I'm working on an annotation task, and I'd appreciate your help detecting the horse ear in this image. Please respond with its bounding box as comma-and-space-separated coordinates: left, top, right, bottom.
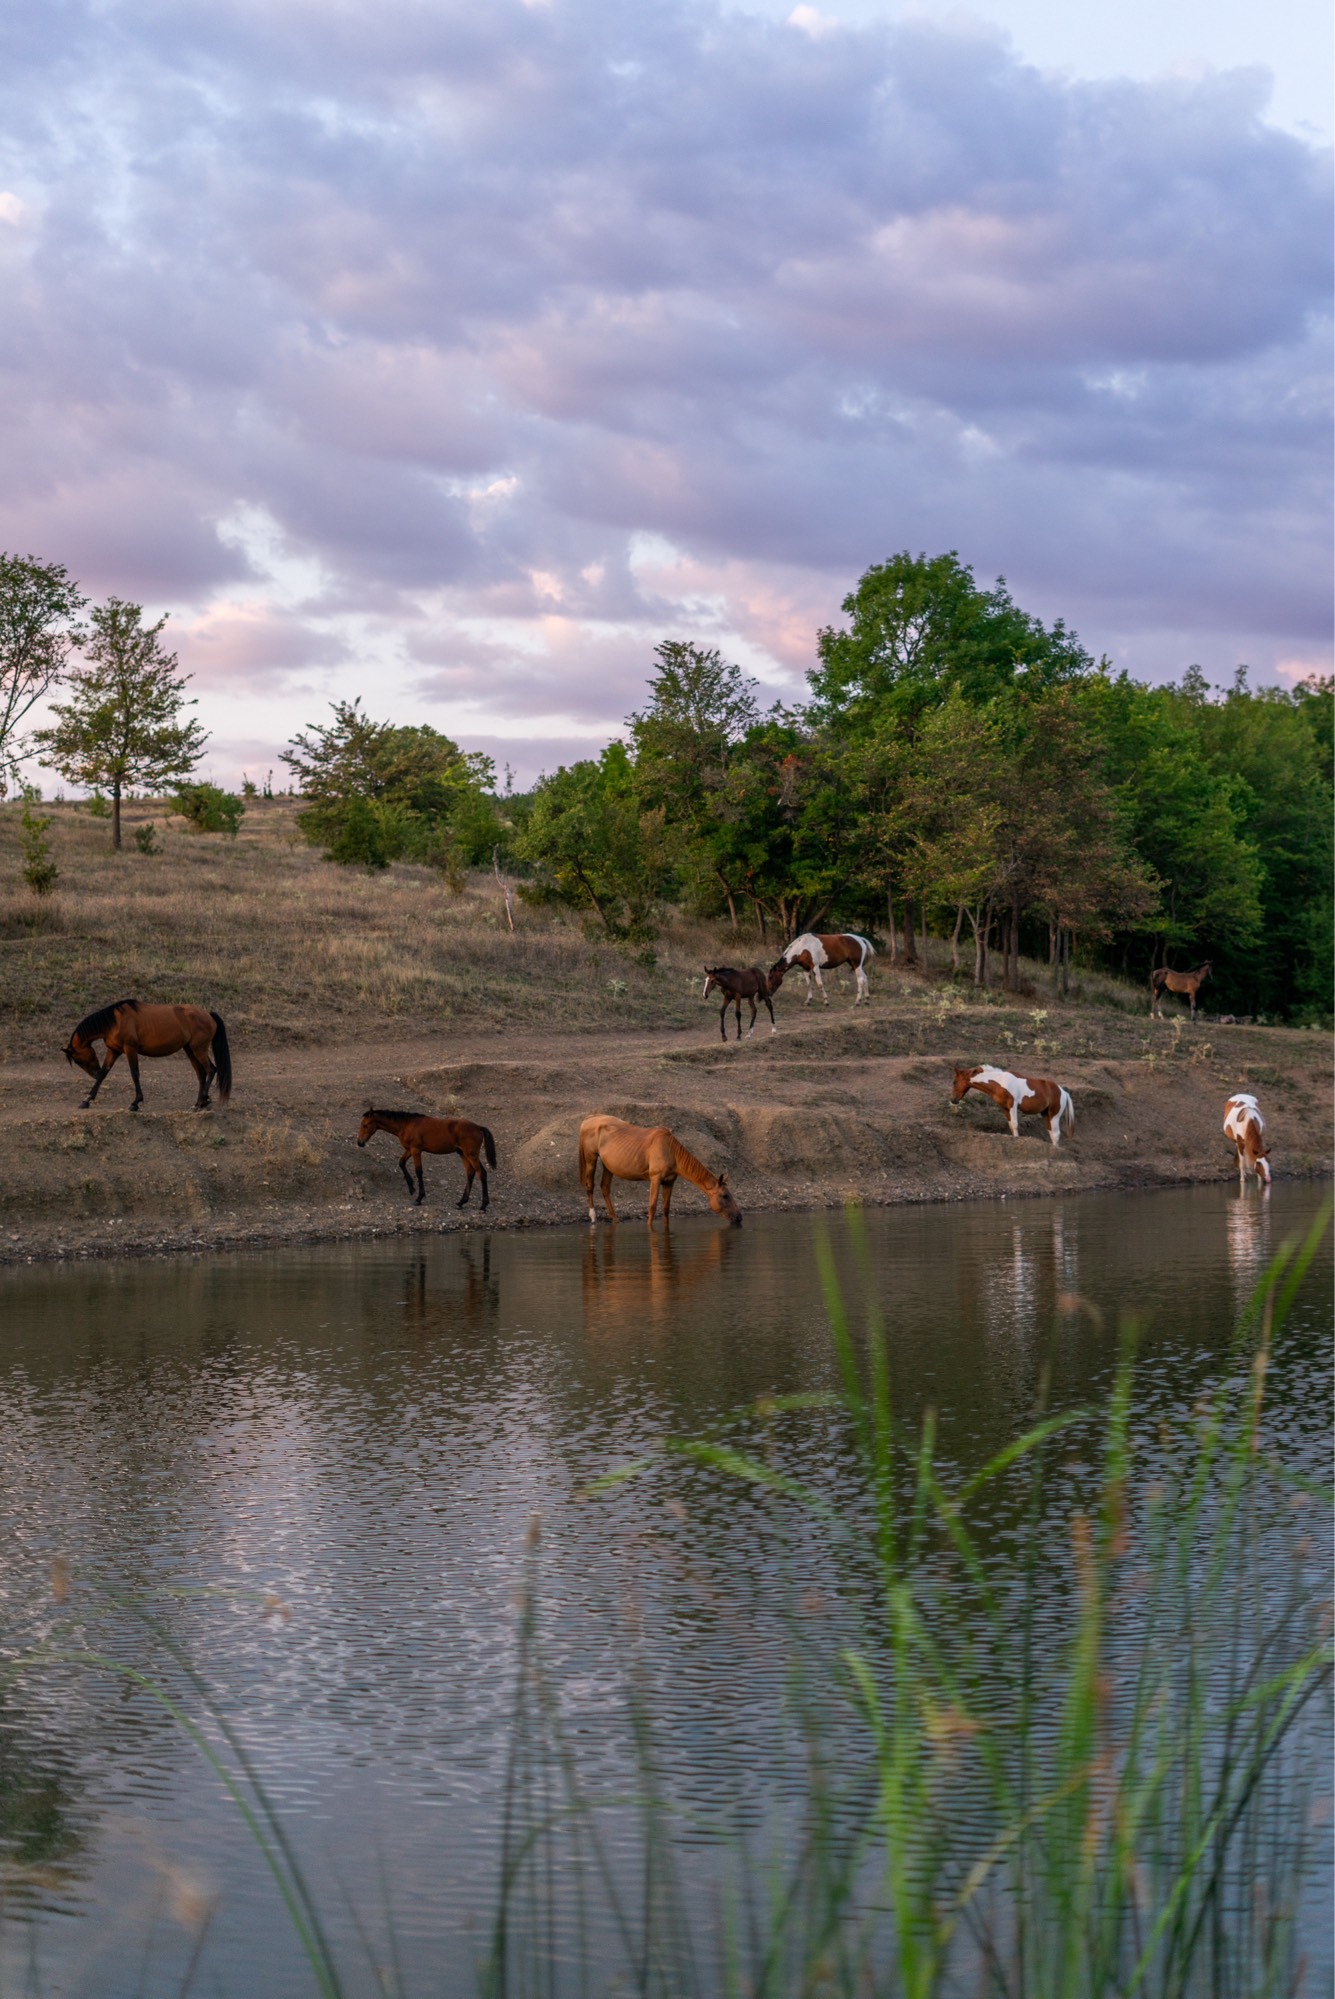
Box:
717, 1170, 728, 1186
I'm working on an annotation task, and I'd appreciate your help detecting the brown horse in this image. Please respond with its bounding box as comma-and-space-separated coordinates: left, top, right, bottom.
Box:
357, 1107, 497, 1208
703, 965, 778, 1041
1224, 1093, 1271, 1188
950, 1064, 1075, 1146
770, 932, 875, 1006
578, 1114, 742, 1227
1151, 961, 1212, 1019
64, 999, 232, 1111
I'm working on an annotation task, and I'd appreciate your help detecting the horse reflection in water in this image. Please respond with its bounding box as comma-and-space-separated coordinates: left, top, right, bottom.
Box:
581, 1222, 734, 1327
398, 1237, 499, 1337
1226, 1196, 1272, 1310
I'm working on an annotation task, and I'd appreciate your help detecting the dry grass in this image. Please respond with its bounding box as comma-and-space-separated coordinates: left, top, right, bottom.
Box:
0, 795, 1166, 1061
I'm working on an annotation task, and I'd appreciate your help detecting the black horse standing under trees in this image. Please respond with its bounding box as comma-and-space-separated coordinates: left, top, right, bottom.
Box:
703, 966, 778, 1041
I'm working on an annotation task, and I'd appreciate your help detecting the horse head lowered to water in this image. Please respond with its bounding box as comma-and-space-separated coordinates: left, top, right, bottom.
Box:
1223, 1093, 1271, 1189
578, 1114, 741, 1227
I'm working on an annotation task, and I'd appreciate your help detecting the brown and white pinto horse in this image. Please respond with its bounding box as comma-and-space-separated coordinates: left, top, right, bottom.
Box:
1151, 961, 1212, 1019
578, 1114, 742, 1227
1223, 1093, 1271, 1188
950, 1065, 1075, 1146
770, 933, 875, 1007
64, 998, 232, 1111
703, 965, 778, 1040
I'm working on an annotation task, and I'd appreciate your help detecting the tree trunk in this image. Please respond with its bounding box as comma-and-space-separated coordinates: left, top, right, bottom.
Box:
967, 907, 984, 985
951, 904, 964, 974
903, 896, 917, 967
111, 780, 122, 851
886, 890, 898, 964
725, 890, 738, 930
979, 911, 990, 988
1007, 897, 1020, 990
918, 898, 929, 972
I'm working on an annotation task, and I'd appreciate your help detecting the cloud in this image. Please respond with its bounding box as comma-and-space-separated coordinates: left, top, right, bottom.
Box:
0, 0, 1328, 780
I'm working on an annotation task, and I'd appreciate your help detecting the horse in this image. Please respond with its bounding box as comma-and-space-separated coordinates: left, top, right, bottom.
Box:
1151, 961, 1212, 1019
578, 1114, 742, 1227
357, 1107, 497, 1208
950, 1065, 1075, 1147
64, 999, 232, 1112
770, 933, 875, 1006
1223, 1093, 1271, 1188
703, 965, 778, 1041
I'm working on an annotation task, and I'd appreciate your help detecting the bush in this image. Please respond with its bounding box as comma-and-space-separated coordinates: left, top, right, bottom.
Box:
325, 795, 392, 869
170, 781, 245, 837
19, 790, 58, 895
133, 821, 161, 855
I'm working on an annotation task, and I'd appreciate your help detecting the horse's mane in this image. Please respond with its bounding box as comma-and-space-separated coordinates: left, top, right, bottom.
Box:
73, 998, 138, 1042
669, 1135, 717, 1190
365, 1107, 422, 1129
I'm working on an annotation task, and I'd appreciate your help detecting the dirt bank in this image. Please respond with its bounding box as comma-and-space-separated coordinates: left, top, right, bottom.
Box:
0, 994, 1327, 1265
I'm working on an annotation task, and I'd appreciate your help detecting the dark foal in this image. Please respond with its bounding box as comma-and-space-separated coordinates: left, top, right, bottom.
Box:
357, 1108, 497, 1208
702, 966, 778, 1041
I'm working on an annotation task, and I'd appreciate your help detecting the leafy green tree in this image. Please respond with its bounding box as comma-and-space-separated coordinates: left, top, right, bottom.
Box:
516, 742, 674, 938
34, 600, 205, 850
0, 554, 87, 793
281, 700, 498, 870
809, 550, 1091, 734
18, 786, 58, 895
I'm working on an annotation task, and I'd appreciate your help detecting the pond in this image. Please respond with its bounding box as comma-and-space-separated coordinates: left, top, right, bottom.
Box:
0, 1181, 1329, 1997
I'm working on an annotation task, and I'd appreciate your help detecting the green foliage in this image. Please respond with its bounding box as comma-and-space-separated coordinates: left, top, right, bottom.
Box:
170, 781, 245, 837
280, 700, 500, 872
18, 786, 58, 895
34, 599, 206, 851
0, 552, 86, 791
85, 790, 109, 818
516, 741, 674, 938
133, 821, 161, 856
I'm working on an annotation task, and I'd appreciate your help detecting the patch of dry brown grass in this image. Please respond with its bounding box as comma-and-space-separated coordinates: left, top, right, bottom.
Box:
0, 794, 1167, 1061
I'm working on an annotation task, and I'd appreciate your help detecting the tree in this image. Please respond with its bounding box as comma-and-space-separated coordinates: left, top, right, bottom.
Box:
516, 742, 674, 938
809, 550, 1091, 734
281, 700, 499, 870
630, 641, 761, 920
0, 553, 86, 793
34, 600, 206, 849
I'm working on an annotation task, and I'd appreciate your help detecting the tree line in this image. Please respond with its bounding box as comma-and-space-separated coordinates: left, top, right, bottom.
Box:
4, 548, 1328, 1021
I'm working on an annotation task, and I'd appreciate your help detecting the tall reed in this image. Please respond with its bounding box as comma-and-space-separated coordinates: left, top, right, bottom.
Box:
486, 1205, 1332, 1999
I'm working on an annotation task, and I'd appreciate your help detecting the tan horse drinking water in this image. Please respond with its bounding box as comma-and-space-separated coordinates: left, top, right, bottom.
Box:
64, 999, 232, 1111
578, 1115, 742, 1227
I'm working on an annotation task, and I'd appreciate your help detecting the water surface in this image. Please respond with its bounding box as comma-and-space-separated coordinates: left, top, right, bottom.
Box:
0, 1182, 1329, 1995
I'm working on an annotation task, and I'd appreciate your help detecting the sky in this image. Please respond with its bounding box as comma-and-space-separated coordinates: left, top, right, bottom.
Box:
1, 0, 1330, 790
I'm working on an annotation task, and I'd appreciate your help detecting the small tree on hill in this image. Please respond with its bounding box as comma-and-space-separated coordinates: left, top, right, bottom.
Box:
0, 553, 87, 793
35, 600, 206, 849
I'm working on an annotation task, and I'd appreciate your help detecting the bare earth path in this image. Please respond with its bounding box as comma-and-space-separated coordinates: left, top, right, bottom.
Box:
1, 1003, 1328, 1265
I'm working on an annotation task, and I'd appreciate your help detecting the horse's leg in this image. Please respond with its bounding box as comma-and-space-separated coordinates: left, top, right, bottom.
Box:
718, 999, 728, 1043
185, 1047, 210, 1109
815, 965, 829, 1006
745, 996, 757, 1038
600, 1164, 618, 1223
802, 970, 812, 1006
125, 1050, 144, 1112
83, 1047, 119, 1107
457, 1150, 475, 1208
661, 1176, 674, 1222
647, 1173, 661, 1226
479, 1160, 490, 1212
764, 993, 777, 1035
733, 997, 743, 1041
398, 1150, 415, 1197
1008, 1099, 1020, 1138
413, 1148, 426, 1205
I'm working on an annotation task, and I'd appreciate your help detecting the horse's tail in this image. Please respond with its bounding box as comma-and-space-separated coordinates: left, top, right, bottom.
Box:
210, 1012, 232, 1104
577, 1123, 597, 1194
856, 933, 875, 964
481, 1125, 497, 1168
1057, 1087, 1074, 1137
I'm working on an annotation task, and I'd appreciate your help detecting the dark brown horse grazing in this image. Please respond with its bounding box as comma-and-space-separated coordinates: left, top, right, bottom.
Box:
770, 932, 875, 1006
357, 1107, 497, 1208
578, 1114, 742, 1227
703, 965, 778, 1041
1151, 961, 1212, 1019
64, 999, 232, 1111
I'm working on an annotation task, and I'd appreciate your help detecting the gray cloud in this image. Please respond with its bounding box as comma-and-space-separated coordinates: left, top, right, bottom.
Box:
0, 0, 1328, 778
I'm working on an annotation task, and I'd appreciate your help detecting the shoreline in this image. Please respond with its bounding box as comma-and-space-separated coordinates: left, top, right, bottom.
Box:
1, 1008, 1329, 1269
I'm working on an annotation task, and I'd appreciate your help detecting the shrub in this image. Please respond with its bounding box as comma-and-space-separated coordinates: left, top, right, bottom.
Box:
133, 821, 161, 855
18, 789, 58, 895
170, 781, 245, 837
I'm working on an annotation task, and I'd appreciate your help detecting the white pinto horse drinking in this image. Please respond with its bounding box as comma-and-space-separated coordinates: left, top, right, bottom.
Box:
770, 933, 875, 1007
950, 1065, 1075, 1146
1224, 1093, 1271, 1187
